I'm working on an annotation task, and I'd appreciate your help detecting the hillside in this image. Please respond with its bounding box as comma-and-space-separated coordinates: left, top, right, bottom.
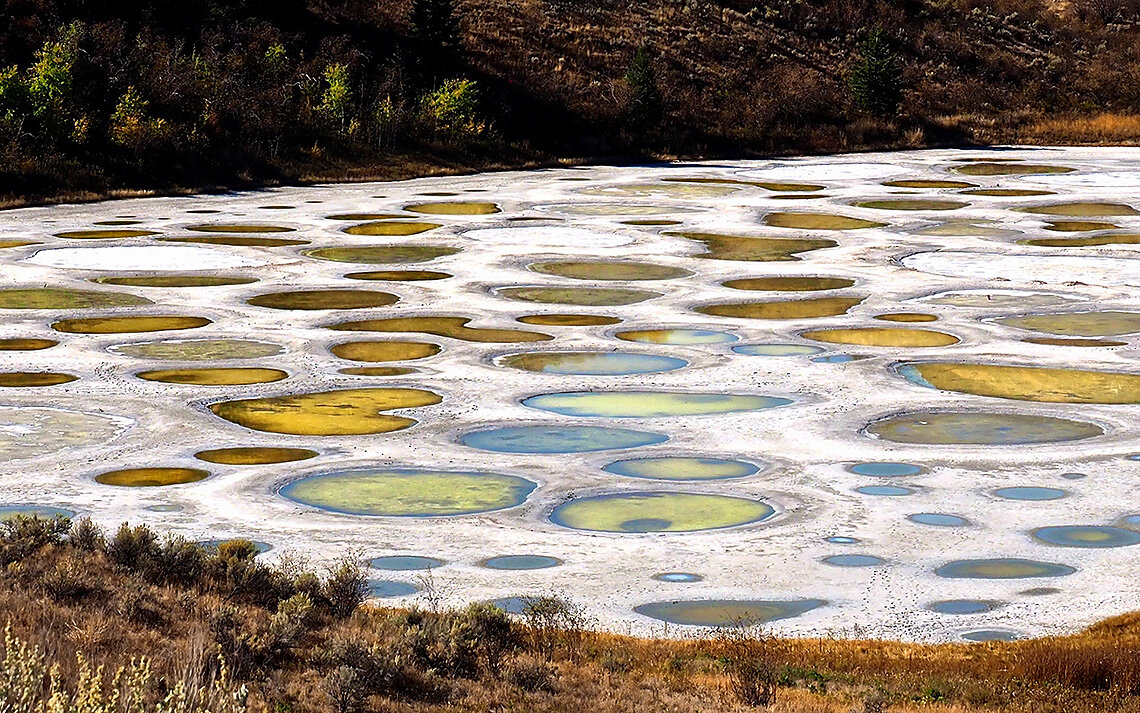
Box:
1, 0, 1139, 205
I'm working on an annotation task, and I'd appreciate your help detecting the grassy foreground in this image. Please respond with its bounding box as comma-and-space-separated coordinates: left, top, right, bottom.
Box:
2, 515, 1140, 713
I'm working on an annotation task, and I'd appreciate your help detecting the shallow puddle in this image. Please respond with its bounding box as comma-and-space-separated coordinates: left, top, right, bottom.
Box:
952, 163, 1075, 176
0, 373, 77, 387
304, 245, 459, 264
882, 180, 976, 189
995, 311, 1140, 337
522, 391, 790, 418
812, 354, 868, 363
914, 221, 1020, 238
723, 276, 854, 292
195, 447, 319, 465
994, 486, 1066, 501
733, 344, 824, 357
615, 328, 737, 344
804, 327, 958, 347
672, 232, 837, 262
186, 224, 295, 233
0, 339, 57, 351
0, 288, 151, 309
460, 425, 667, 453
962, 630, 1021, 642
497, 286, 660, 306
823, 554, 884, 567
763, 212, 886, 230
603, 456, 760, 481
908, 513, 969, 527
53, 316, 212, 334
109, 338, 284, 360
480, 555, 561, 570
247, 289, 399, 310
162, 236, 310, 247
1031, 525, 1140, 548
875, 312, 938, 323
517, 314, 622, 327
929, 600, 1001, 615
405, 202, 500, 215
326, 213, 407, 221
1017, 202, 1138, 217
962, 188, 1056, 197
848, 462, 923, 477
1043, 220, 1120, 232
854, 199, 968, 211
55, 229, 158, 239
0, 505, 75, 521
370, 555, 444, 570
331, 341, 441, 362
866, 411, 1103, 445
897, 362, 1140, 404
369, 581, 418, 598
137, 368, 288, 386
279, 468, 536, 516
529, 260, 691, 281
343, 221, 441, 236
698, 296, 865, 320
826, 536, 860, 544
856, 485, 913, 496
634, 599, 825, 626
328, 316, 552, 343
95, 467, 210, 487
345, 270, 451, 281
0, 407, 130, 462
653, 572, 703, 582
338, 366, 419, 376
924, 290, 1082, 309
499, 351, 685, 376
549, 492, 774, 532
94, 275, 257, 287
1022, 234, 1140, 247
936, 558, 1075, 579
210, 387, 441, 435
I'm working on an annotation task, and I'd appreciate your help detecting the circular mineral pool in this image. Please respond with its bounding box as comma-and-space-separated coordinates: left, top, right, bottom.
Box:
405, 201, 500, 215
53, 316, 212, 334
369, 555, 444, 571
516, 314, 622, 327
812, 354, 867, 364
521, 391, 791, 418
803, 327, 958, 347
865, 411, 1103, 445
498, 351, 686, 376
330, 341, 442, 363
529, 260, 691, 281
137, 367, 288, 385
210, 387, 441, 435
615, 328, 738, 344
56, 228, 158, 239
825, 536, 860, 544
962, 630, 1020, 642
994, 487, 1067, 501
935, 558, 1076, 579
247, 289, 399, 310
1031, 525, 1140, 548
549, 492, 775, 533
848, 462, 923, 477
303, 245, 459, 264
345, 270, 451, 281
186, 223, 295, 233
144, 504, 184, 513
369, 580, 419, 597
652, 572, 704, 583
497, 286, 661, 307
95, 467, 210, 487
94, 275, 258, 287
194, 447, 319, 465
603, 456, 760, 481
480, 555, 562, 570
0, 287, 151, 309
855, 485, 914, 496
109, 338, 285, 360
823, 554, 884, 567
929, 600, 1001, 615
343, 221, 441, 236
0, 408, 130, 462
491, 596, 542, 614
327, 316, 552, 344
461, 425, 667, 454
634, 599, 826, 626
733, 344, 824, 357
697, 296, 865, 320
0, 372, 77, 387
908, 513, 970, 527
896, 362, 1140, 404
0, 505, 76, 521
722, 276, 855, 292
0, 339, 57, 351
280, 468, 537, 517
1060, 472, 1087, 480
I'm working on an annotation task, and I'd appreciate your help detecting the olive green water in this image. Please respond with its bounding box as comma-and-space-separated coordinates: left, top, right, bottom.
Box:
549, 492, 775, 532
723, 276, 855, 292
109, 339, 284, 360
53, 316, 212, 334
330, 341, 442, 362
94, 275, 257, 287
995, 311, 1140, 337
529, 261, 691, 281
343, 221, 441, 236
0, 288, 150, 309
247, 290, 399, 310
304, 245, 459, 264
498, 286, 661, 306
210, 387, 442, 435
697, 296, 865, 319
137, 367, 289, 385
763, 213, 886, 230
672, 232, 837, 261
328, 316, 552, 343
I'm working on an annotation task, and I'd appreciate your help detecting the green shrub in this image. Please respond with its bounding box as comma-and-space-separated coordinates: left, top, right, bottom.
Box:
68, 517, 105, 551
419, 78, 486, 142
106, 522, 160, 573
625, 45, 663, 129
323, 560, 367, 618
848, 28, 903, 117
318, 63, 353, 133
109, 86, 170, 153
0, 515, 71, 565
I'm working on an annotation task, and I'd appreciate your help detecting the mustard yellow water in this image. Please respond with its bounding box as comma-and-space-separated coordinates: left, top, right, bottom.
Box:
902, 362, 1140, 403
96, 467, 210, 487
698, 296, 865, 319
247, 290, 399, 310
210, 387, 441, 435
53, 316, 212, 334
1017, 202, 1139, 217
304, 245, 459, 264
56, 229, 158, 239
498, 286, 660, 306
343, 221, 441, 236
952, 163, 1075, 176
854, 199, 968, 211
804, 327, 959, 347
529, 261, 691, 281
329, 316, 552, 343
673, 232, 837, 261
0, 288, 151, 309
995, 311, 1140, 337
516, 314, 622, 326
1043, 220, 1119, 232
874, 312, 938, 323
186, 224, 295, 233
0, 339, 57, 351
723, 276, 854, 291
94, 275, 258, 287
195, 447, 319, 465
137, 368, 288, 385
0, 372, 77, 387
763, 212, 886, 230
404, 202, 500, 215
330, 341, 441, 362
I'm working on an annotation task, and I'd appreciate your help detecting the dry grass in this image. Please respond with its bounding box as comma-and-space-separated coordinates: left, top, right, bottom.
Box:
1020, 114, 1140, 144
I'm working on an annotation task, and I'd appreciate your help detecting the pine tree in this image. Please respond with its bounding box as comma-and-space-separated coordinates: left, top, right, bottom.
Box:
848, 28, 903, 117
626, 45, 662, 129
409, 0, 460, 53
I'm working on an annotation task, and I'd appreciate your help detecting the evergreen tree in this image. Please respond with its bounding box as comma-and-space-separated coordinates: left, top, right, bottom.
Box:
848, 28, 903, 117
625, 45, 662, 129
409, 0, 460, 53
